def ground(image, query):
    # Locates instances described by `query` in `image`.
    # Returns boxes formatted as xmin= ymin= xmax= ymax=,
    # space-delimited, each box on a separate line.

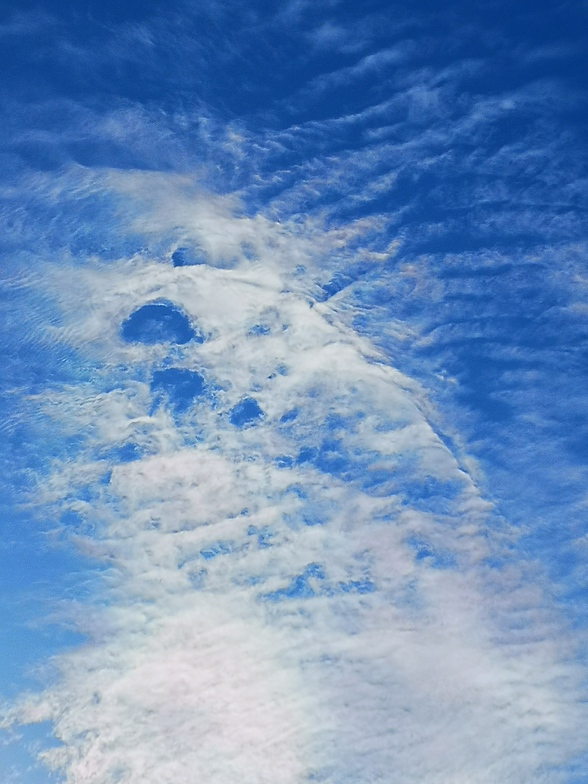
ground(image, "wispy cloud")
xmin=1 ymin=2 xmax=587 ymax=781
xmin=1 ymin=167 xmax=587 ymax=782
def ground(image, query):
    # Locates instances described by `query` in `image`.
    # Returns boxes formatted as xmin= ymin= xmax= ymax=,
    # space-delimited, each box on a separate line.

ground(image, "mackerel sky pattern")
xmin=1 ymin=1 xmax=587 ymax=783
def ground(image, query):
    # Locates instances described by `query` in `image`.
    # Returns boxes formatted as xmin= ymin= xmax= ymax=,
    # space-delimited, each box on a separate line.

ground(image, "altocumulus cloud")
xmin=1 ymin=0 xmax=588 ymax=782
xmin=0 ymin=170 xmax=585 ymax=784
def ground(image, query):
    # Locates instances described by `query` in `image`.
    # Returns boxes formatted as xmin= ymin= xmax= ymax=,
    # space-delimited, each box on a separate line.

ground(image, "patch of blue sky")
xmin=170 ymin=246 xmax=207 ymax=267
xmin=1 ymin=722 xmax=64 ymax=784
xmin=246 ymin=525 xmax=275 ymax=549
xmin=260 ymin=564 xmax=326 ymax=603
xmin=199 ymin=541 xmax=235 ymax=560
xmin=229 ymin=396 xmax=264 ymax=427
xmin=0 ymin=501 xmax=101 ymax=760
xmin=0 ymin=175 xmax=152 ymax=263
xmin=283 ymin=414 xmax=362 ymax=464
xmin=0 ymin=354 xmax=103 ymax=507
xmin=108 ymin=441 xmax=143 ymax=463
xmin=337 ymin=579 xmax=376 ymax=595
xmin=150 ymin=367 xmax=206 ymax=414
xmin=279 ymin=407 xmax=299 ymax=424
xmin=288 ymin=427 xmax=462 ymax=510
xmin=274 ymin=455 xmax=295 ymax=469
xmin=0 ymin=269 xmax=127 ymax=715
xmin=249 ymin=323 xmax=271 ymax=336
xmin=120 ymin=301 xmax=202 ymax=345
xmin=317 ymin=260 xmax=374 ymax=302
xmin=346 ymin=244 xmax=588 ymax=604
xmin=260 ymin=564 xmax=376 ymax=604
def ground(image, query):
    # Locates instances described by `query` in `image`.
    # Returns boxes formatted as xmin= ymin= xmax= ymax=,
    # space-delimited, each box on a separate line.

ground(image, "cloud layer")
xmin=1 ymin=1 xmax=587 ymax=781
xmin=0 ymin=172 xmax=585 ymax=783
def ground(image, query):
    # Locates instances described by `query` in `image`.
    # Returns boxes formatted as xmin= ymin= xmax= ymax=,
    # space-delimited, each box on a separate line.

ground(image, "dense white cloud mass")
xmin=1 ymin=171 xmax=585 ymax=783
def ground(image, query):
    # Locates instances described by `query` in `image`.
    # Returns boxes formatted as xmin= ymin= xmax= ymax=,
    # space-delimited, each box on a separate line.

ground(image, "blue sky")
xmin=1 ymin=1 xmax=588 ymax=782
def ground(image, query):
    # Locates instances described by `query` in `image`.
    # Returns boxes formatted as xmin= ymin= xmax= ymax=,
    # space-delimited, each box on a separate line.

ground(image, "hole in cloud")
xmin=314 ymin=438 xmax=349 ymax=475
xmin=171 ymin=247 xmax=206 ymax=267
xmin=261 ymin=563 xmax=325 ymax=602
xmin=121 ymin=301 xmax=201 ymax=345
xmin=274 ymin=455 xmax=294 ymax=469
xmin=150 ymin=368 xmax=206 ymax=413
xmin=249 ymin=324 xmax=271 ymax=336
xmin=296 ymin=446 xmax=318 ymax=465
xmin=246 ymin=525 xmax=274 ymax=549
xmin=405 ymin=537 xmax=456 ymax=569
xmin=295 ymin=440 xmax=351 ymax=477
xmin=199 ymin=541 xmax=234 ymax=560
xmin=229 ymin=397 xmax=264 ymax=427
xmin=113 ymin=442 xmax=142 ymax=463
xmin=337 ymin=579 xmax=376 ymax=594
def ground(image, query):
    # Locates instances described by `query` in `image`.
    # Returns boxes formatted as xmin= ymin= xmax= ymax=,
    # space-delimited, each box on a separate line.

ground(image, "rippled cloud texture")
xmin=1 ymin=1 xmax=587 ymax=782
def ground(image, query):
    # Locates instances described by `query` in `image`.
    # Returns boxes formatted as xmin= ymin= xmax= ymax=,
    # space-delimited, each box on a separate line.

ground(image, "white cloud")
xmin=2 ymin=168 xmax=586 ymax=784
xmin=0 ymin=16 xmax=585 ymax=780
xmin=297 ymin=41 xmax=417 ymax=97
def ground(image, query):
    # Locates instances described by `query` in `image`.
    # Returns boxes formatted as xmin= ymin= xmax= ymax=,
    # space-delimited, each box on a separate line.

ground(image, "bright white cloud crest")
xmin=2 ymin=169 xmax=585 ymax=784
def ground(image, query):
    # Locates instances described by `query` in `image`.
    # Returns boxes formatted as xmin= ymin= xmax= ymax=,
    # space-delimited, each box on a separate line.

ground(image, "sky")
xmin=0 ymin=0 xmax=587 ymax=782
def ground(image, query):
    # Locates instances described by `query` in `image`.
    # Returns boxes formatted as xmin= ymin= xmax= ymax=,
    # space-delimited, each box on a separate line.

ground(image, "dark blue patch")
xmin=302 ymin=518 xmax=324 ymax=527
xmin=171 ymin=247 xmax=206 ymax=267
xmin=76 ymin=485 xmax=93 ymax=503
xmin=338 ymin=579 xmax=376 ymax=594
xmin=318 ymin=259 xmax=375 ymax=302
xmin=274 ymin=455 xmax=294 ymax=469
xmin=295 ymin=439 xmax=354 ymax=478
xmin=280 ymin=408 xmax=299 ymax=423
xmin=199 ymin=541 xmax=233 ymax=560
xmin=357 ymin=455 xmax=462 ymax=505
xmin=318 ymin=274 xmax=354 ymax=301
xmin=150 ymin=368 xmax=205 ymax=413
xmin=296 ymin=446 xmax=318 ymax=465
xmin=229 ymin=397 xmax=264 ymax=427
xmin=249 ymin=324 xmax=270 ymax=335
xmin=314 ymin=439 xmax=349 ymax=475
xmin=59 ymin=509 xmax=84 ymax=528
xmin=305 ymin=563 xmax=325 ymax=579
xmin=113 ymin=442 xmax=141 ymax=463
xmin=171 ymin=248 xmax=188 ymax=267
xmin=121 ymin=301 xmax=200 ymax=345
xmin=261 ymin=563 xmax=325 ymax=602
